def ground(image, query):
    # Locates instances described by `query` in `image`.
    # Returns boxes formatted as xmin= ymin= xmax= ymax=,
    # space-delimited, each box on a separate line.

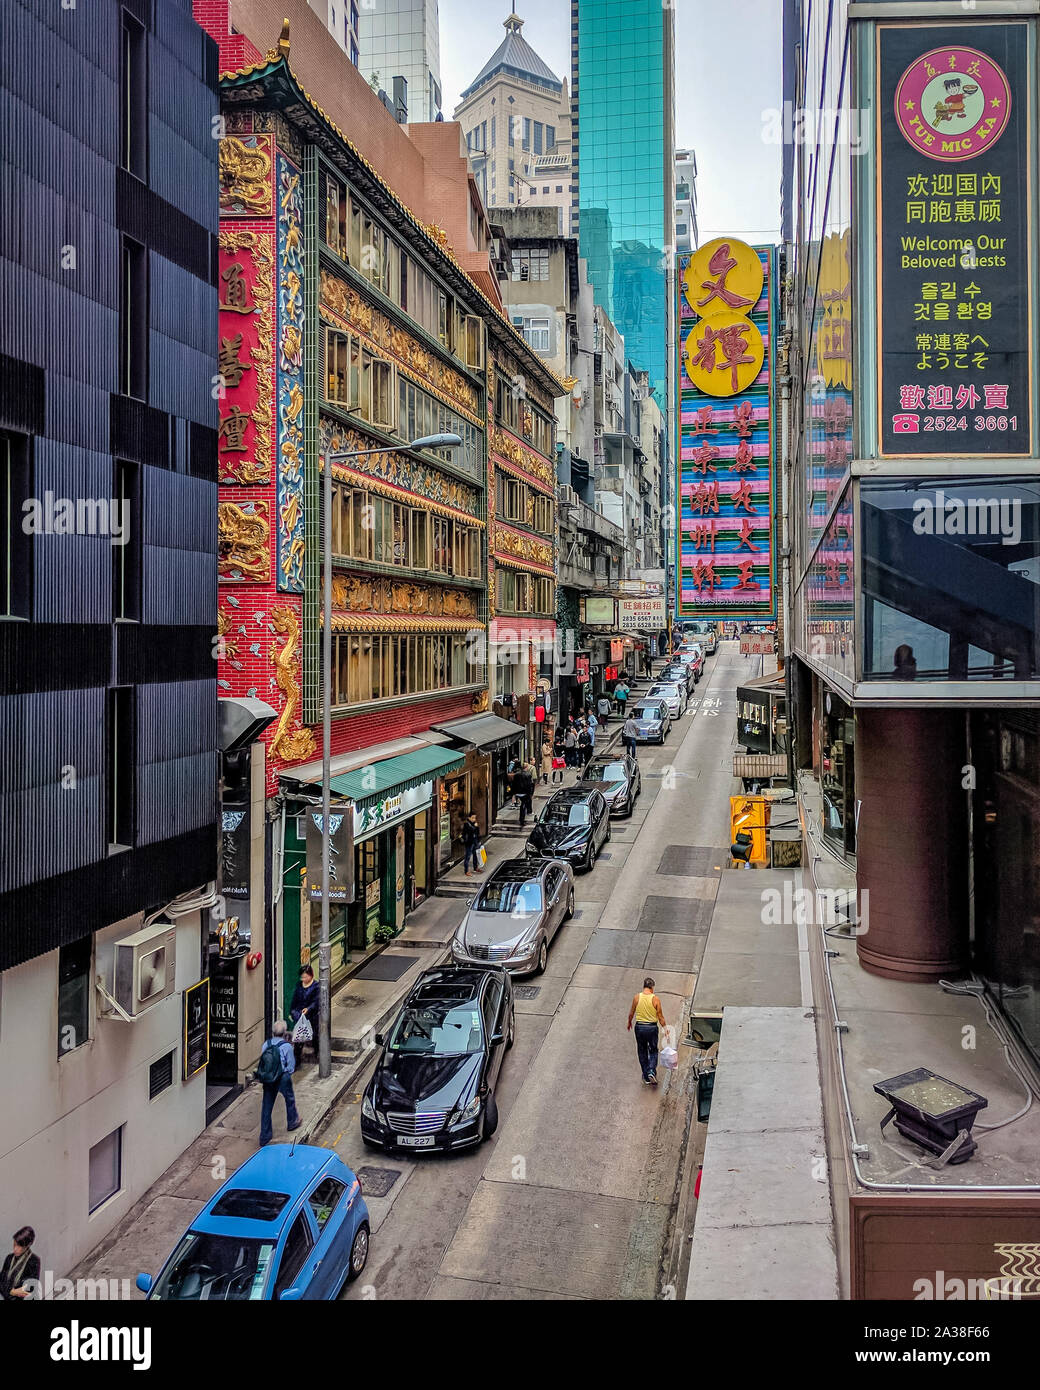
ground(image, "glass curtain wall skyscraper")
xmin=571 ymin=0 xmax=675 ymax=411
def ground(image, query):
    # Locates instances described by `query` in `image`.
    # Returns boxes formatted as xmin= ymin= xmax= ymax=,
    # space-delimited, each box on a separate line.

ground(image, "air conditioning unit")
xmin=113 ymin=921 xmax=177 ymax=1018
xmin=559 ymin=485 xmax=578 ymax=507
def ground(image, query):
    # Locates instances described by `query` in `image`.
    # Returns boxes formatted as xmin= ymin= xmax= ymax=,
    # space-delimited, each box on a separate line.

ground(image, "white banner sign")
xmin=618 ymin=597 xmax=666 ymax=631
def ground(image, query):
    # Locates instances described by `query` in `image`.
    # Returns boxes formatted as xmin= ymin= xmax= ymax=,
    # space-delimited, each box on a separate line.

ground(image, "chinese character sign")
xmin=676 ymin=242 xmax=777 ymax=619
xmin=878 ymin=25 xmax=1032 ymax=456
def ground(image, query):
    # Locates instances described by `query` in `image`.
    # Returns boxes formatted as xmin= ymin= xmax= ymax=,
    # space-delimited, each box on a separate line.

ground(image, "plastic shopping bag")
xmin=292 ymin=1012 xmax=313 ymax=1044
xmin=477 ymin=845 xmax=487 ymax=868
xmin=659 ymin=1025 xmax=678 ymax=1070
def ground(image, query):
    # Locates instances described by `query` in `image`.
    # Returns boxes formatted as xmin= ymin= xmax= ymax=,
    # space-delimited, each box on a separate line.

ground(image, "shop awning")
xmin=327 ymin=745 xmax=466 ymax=808
xmin=431 ymin=712 xmax=525 ymax=752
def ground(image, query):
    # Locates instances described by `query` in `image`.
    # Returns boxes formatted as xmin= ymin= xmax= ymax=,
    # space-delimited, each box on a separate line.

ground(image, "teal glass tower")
xmin=571 ymin=0 xmax=675 ymax=408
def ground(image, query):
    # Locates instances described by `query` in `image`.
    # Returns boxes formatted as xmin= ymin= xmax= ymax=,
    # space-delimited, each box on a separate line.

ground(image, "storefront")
xmin=817 ymin=682 xmax=856 ymax=860
xmin=278 ymin=741 xmax=466 ymax=992
xmin=431 ymin=712 xmax=526 ymax=852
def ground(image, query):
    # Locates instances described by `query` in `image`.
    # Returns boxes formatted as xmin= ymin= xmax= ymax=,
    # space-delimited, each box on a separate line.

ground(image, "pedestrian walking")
xmin=586 ymin=711 xmax=599 ymax=748
xmin=622 ymin=714 xmax=639 ymax=759
xmin=563 ymin=722 xmax=578 ymax=768
xmin=462 ymin=812 xmax=482 ymax=875
xmin=541 ymin=738 xmax=554 ymax=786
xmin=642 ymin=649 xmax=653 ymax=677
xmin=257 ymin=1021 xmax=301 ymax=1145
xmin=289 ymin=964 xmax=320 ymax=1067
xmin=596 ymin=693 xmax=612 ymax=726
xmin=1 ymin=1226 xmax=41 ymax=1301
xmin=552 ymin=722 xmax=566 ymax=758
xmin=614 ymin=680 xmax=629 ymax=718
xmin=515 ymin=766 xmax=535 ymax=829
xmin=627 ymin=977 xmax=667 ymax=1085
xmin=577 ymin=723 xmax=592 ymax=767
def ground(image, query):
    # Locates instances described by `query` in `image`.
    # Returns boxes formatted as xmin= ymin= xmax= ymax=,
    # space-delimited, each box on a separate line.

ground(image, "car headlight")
xmin=451 ymin=933 xmax=466 ymax=958
xmin=361 ymin=1093 xmax=377 ymax=1122
xmin=450 ymin=1095 xmax=482 ymax=1126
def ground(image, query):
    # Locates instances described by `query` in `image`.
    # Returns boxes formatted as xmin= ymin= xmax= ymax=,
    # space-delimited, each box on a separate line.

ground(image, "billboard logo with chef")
xmin=894 ymin=47 xmax=1011 ymax=161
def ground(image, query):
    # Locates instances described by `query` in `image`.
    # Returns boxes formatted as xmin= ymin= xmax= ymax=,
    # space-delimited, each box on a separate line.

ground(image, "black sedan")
xmin=526 ymin=786 xmax=611 ymax=872
xmin=361 ymin=967 xmax=513 ymax=1154
xmin=580 ymin=753 xmax=641 ymax=816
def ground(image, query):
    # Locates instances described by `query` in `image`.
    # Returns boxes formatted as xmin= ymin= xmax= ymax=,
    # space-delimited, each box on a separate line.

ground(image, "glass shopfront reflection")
xmin=803 ymin=487 xmax=855 ymax=684
xmin=821 ymin=689 xmax=856 ymax=859
xmin=862 ymin=477 xmax=1040 ymax=681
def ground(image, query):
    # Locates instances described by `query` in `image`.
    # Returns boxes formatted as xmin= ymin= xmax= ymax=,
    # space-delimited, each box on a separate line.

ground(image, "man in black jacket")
xmin=514 ymin=765 xmax=535 ymax=829
xmin=1 ymin=1226 xmax=41 ymax=1300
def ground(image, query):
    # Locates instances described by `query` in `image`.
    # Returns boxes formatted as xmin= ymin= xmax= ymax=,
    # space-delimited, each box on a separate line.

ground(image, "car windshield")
xmin=149 ymin=1230 xmax=276 ymax=1301
xmin=633 ymin=707 xmax=661 ymax=722
xmin=387 ymin=991 xmax=483 ymax=1056
xmin=476 ymin=879 xmax=543 ymax=913
xmin=650 ymin=684 xmax=678 ymax=697
xmin=588 ymin=760 xmax=627 ymax=782
xmin=544 ymin=802 xmax=591 ymax=826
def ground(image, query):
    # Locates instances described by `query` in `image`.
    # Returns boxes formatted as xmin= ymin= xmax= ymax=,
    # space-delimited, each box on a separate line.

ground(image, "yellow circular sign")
xmin=683 ymin=237 xmax=764 ymax=318
xmin=683 ymin=310 xmax=764 ymax=398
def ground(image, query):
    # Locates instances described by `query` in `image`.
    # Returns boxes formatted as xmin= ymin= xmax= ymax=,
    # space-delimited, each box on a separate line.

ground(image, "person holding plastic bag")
xmin=462 ymin=812 xmax=482 ymax=876
xmin=627 ymin=976 xmax=667 ymax=1086
xmin=290 ymin=964 xmax=320 ymax=1066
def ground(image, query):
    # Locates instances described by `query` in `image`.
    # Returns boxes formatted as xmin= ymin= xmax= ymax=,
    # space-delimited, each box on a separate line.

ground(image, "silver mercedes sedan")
xmin=450 ymin=856 xmax=575 ymax=976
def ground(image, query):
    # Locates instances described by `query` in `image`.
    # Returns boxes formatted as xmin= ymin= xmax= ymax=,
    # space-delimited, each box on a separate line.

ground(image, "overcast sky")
xmin=437 ymin=0 xmax=783 ymax=244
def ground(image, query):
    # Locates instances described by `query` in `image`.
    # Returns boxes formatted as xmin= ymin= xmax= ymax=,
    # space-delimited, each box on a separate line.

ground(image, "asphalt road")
xmin=314 ymin=642 xmax=761 ymax=1301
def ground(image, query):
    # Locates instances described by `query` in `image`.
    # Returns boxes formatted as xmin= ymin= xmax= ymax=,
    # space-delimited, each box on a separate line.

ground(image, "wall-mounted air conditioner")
xmin=111 ymin=922 xmax=177 ymax=1018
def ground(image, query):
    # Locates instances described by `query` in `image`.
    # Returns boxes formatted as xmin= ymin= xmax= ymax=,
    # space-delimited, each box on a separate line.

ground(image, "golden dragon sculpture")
xmin=269 ymin=606 xmax=317 ymax=762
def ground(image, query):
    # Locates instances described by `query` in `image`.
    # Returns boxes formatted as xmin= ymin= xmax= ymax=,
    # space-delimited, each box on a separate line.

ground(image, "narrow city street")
xmin=303 ymin=643 xmax=761 ymax=1301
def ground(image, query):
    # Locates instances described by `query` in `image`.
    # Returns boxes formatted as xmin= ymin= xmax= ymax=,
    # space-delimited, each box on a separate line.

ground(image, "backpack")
xmin=256 ymin=1040 xmax=283 ymax=1084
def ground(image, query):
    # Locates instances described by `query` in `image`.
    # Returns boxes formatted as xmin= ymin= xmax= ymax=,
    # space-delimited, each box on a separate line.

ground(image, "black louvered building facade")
xmin=0 ymin=0 xmax=220 ymax=971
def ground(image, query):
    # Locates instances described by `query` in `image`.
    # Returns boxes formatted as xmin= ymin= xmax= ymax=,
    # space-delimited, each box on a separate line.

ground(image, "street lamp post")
xmin=315 ymin=432 xmax=462 ymax=1079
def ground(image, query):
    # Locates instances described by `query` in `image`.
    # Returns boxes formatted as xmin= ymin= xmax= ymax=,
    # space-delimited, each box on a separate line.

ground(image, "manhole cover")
xmin=513 ymin=985 xmax=541 ymax=999
xmin=657 ymin=845 xmax=723 ymax=878
xmin=597 ymin=851 xmax=613 ymax=862
xmin=355 ymin=953 xmax=419 ymax=982
xmin=637 ymin=895 xmax=712 ymax=935
xmin=355 ymin=1166 xmax=401 ymax=1198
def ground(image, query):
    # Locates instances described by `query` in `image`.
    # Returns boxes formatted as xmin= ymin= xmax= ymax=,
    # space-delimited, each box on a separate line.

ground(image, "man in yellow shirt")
xmin=627 ymin=977 xmax=667 ymax=1085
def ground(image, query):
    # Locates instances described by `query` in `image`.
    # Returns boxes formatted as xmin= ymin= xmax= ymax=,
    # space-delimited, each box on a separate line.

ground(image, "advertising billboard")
xmin=618 ymin=596 xmax=666 ymax=631
xmin=876 ymin=22 xmax=1033 ymax=457
xmin=676 ymin=240 xmax=778 ymax=620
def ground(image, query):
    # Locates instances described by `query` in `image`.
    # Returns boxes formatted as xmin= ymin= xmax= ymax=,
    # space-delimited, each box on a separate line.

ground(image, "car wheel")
xmin=506 ymin=1006 xmax=515 ymax=1049
xmin=346 ymin=1222 xmax=370 ymax=1283
xmin=535 ymin=937 xmax=548 ymax=975
xmin=564 ymin=887 xmax=575 ymax=920
xmin=483 ymin=1092 xmax=499 ymax=1140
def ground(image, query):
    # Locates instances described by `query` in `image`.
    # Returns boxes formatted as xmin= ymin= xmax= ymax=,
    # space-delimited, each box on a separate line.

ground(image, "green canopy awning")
xmin=327 ymin=745 xmax=465 ymax=809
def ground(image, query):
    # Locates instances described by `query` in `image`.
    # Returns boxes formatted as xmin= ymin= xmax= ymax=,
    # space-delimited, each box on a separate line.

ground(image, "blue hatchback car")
xmin=135 ymin=1145 xmax=370 ymax=1301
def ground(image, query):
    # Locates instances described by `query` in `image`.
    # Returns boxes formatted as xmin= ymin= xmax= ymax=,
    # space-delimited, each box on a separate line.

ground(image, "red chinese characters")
xmin=697 ymin=243 xmax=757 ymax=312
xmin=731 ymin=440 xmax=756 ymax=473
xmin=689 ymin=320 xmax=756 ymax=394
xmin=690 ymin=481 xmax=721 ymax=515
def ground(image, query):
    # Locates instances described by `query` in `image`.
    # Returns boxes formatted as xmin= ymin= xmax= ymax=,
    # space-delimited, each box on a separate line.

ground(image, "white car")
xmin=646 ymin=681 xmax=687 ymax=718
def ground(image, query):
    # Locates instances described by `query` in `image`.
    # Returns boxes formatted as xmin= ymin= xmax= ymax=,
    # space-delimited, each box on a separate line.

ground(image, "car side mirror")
xmin=279 ymin=1287 xmax=303 ymax=1301
xmin=490 ymin=1030 xmax=505 ymax=1046
xmin=374 ymin=1032 xmax=385 ymax=1046
xmin=135 ymin=1273 xmax=152 ymax=1294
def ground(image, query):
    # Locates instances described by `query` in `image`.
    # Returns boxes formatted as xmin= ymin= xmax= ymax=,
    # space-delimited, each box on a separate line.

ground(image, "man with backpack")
xmin=257 ymin=1020 xmax=301 ymax=1145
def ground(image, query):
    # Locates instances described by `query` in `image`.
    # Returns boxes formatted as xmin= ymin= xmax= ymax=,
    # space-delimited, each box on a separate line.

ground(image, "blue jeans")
xmin=464 ymin=843 xmax=480 ymax=872
xmin=260 ymin=1074 xmax=300 ymax=1145
xmin=634 ymin=1022 xmax=659 ymax=1081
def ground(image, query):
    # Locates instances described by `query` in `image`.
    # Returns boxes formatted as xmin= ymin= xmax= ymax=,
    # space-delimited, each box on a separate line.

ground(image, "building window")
xmin=334 ymin=631 xmax=482 ymax=706
xmin=112 ymin=459 xmax=141 ymax=622
xmin=532 ymin=492 xmax=553 ymax=535
xmin=522 ymin=118 xmax=531 ymax=151
xmin=325 ymin=329 xmax=350 ymax=403
xmin=331 ymin=483 xmax=481 ymax=579
xmin=523 ymin=316 xmax=551 ymax=352
xmin=58 ymin=936 xmax=92 ymax=1058
xmin=149 ymin=1051 xmax=174 ymax=1100
xmin=1 ymin=431 xmax=32 ymax=619
xmin=556 ymin=185 xmax=563 ymax=194
xmin=533 ymin=121 xmax=543 ymax=155
xmin=88 ymin=1127 xmax=123 ymax=1214
xmin=462 ymin=315 xmax=484 ymax=370
xmin=325 ymin=174 xmax=348 ymax=258
xmin=106 ymin=685 xmax=134 ymax=852
xmin=490 ymin=116 xmax=495 ymax=148
xmin=120 ymin=11 xmax=147 ymax=179
xmin=510 ymin=248 xmax=549 ymax=281
xmin=532 ymin=576 xmax=554 ymax=614
xmin=502 ymin=475 xmax=524 ymax=523
xmin=120 ymin=236 xmax=148 ymax=400
xmin=546 ymin=125 xmax=556 ymax=150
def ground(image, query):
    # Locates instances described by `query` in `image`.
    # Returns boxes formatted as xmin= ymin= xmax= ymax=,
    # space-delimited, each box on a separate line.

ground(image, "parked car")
xmin=702 ymin=629 xmax=719 ymax=655
xmin=526 ymin=786 xmax=611 ymax=872
xmin=627 ymin=699 xmax=671 ymax=745
xmin=660 ymin=661 xmax=695 ymax=694
xmin=581 ymin=752 xmax=642 ymax=814
xmin=136 ymin=1146 xmax=370 ymax=1301
xmin=647 ymin=680 xmax=687 ymax=718
xmin=677 ymin=647 xmax=705 ymax=682
xmin=361 ymin=966 xmax=513 ymax=1153
xmin=451 ymin=857 xmax=574 ymax=975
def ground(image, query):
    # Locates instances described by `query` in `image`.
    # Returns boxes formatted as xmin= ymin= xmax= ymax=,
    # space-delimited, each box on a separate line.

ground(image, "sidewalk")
xmin=67 ymin=886 xmax=467 ymax=1293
